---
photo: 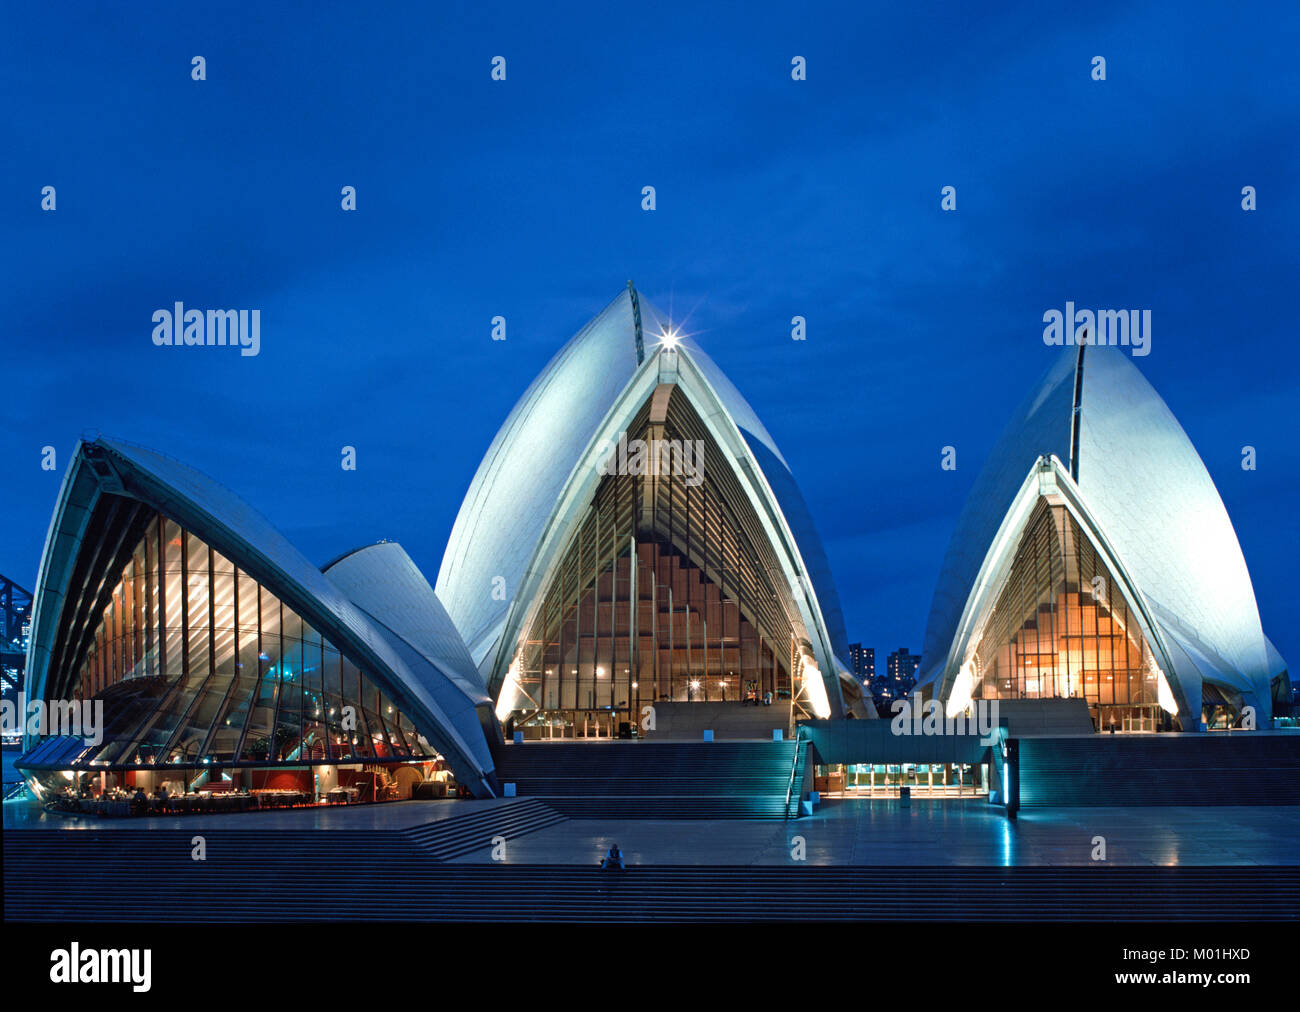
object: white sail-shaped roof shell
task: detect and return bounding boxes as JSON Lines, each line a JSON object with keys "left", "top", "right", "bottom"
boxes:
{"left": 25, "top": 438, "right": 498, "bottom": 795}
{"left": 436, "top": 293, "right": 644, "bottom": 668}
{"left": 435, "top": 287, "right": 853, "bottom": 715}
{"left": 322, "top": 541, "right": 496, "bottom": 767}
{"left": 917, "top": 344, "right": 1274, "bottom": 724}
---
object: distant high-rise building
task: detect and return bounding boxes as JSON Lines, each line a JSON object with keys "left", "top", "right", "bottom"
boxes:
{"left": 870, "top": 647, "right": 921, "bottom": 710}
{"left": 848, "top": 643, "right": 875, "bottom": 683}
{"left": 1, "top": 574, "right": 33, "bottom": 729}
{"left": 887, "top": 647, "right": 921, "bottom": 685}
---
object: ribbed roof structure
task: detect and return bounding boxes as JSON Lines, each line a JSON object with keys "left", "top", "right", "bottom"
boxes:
{"left": 25, "top": 438, "right": 498, "bottom": 795}
{"left": 435, "top": 286, "right": 854, "bottom": 715}
{"left": 917, "top": 344, "right": 1275, "bottom": 724}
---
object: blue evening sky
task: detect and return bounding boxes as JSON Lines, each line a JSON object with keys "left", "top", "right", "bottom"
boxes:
{"left": 2, "top": 1, "right": 1297, "bottom": 668}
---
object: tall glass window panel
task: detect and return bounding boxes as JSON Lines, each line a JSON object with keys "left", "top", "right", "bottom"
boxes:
{"left": 273, "top": 603, "right": 304, "bottom": 761}
{"left": 242, "top": 587, "right": 280, "bottom": 762}
{"left": 376, "top": 689, "right": 408, "bottom": 756}
{"left": 211, "top": 553, "right": 236, "bottom": 674}
{"left": 339, "top": 656, "right": 370, "bottom": 758}
{"left": 301, "top": 624, "right": 326, "bottom": 760}
{"left": 184, "top": 533, "right": 210, "bottom": 679}
{"left": 143, "top": 516, "right": 160, "bottom": 674}
{"left": 162, "top": 520, "right": 184, "bottom": 679}
{"left": 322, "top": 641, "right": 346, "bottom": 759}
{"left": 215, "top": 569, "right": 261, "bottom": 761}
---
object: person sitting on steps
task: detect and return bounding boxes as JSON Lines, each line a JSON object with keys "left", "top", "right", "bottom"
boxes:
{"left": 600, "top": 843, "right": 626, "bottom": 870}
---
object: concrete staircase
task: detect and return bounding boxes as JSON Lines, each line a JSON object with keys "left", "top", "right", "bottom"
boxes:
{"left": 5, "top": 828, "right": 1296, "bottom": 921}
{"left": 1018, "top": 732, "right": 1300, "bottom": 806}
{"left": 404, "top": 800, "right": 568, "bottom": 860}
{"left": 492, "top": 740, "right": 795, "bottom": 818}
{"left": 995, "top": 698, "right": 1096, "bottom": 736}
{"left": 641, "top": 701, "right": 792, "bottom": 741}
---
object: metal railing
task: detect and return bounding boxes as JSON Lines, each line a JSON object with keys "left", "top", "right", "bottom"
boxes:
{"left": 784, "top": 729, "right": 804, "bottom": 817}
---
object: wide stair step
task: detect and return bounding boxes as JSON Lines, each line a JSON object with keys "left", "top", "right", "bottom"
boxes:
{"left": 6, "top": 829, "right": 1297, "bottom": 921}
{"left": 543, "top": 797, "right": 788, "bottom": 819}
{"left": 404, "top": 800, "right": 568, "bottom": 860}
{"left": 641, "top": 701, "right": 792, "bottom": 741}
{"left": 492, "top": 740, "right": 796, "bottom": 819}
{"left": 1019, "top": 734, "right": 1300, "bottom": 806}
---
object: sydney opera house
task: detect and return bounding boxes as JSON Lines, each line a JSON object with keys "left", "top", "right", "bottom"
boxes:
{"left": 915, "top": 341, "right": 1290, "bottom": 734}
{"left": 15, "top": 284, "right": 866, "bottom": 803}
{"left": 13, "top": 285, "right": 1293, "bottom": 810}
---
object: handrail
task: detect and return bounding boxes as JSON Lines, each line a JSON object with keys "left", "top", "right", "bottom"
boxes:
{"left": 784, "top": 728, "right": 803, "bottom": 814}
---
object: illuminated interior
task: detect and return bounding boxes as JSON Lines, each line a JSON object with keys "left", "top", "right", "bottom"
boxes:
{"left": 22, "top": 509, "right": 448, "bottom": 809}
{"left": 68, "top": 512, "right": 434, "bottom": 765}
{"left": 501, "top": 387, "right": 814, "bottom": 738}
{"left": 967, "top": 497, "right": 1169, "bottom": 731}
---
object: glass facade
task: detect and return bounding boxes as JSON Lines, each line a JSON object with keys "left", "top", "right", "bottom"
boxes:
{"left": 506, "top": 387, "right": 804, "bottom": 737}
{"left": 66, "top": 512, "right": 436, "bottom": 767}
{"left": 969, "top": 498, "right": 1164, "bottom": 730}
{"left": 814, "top": 762, "right": 989, "bottom": 798}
